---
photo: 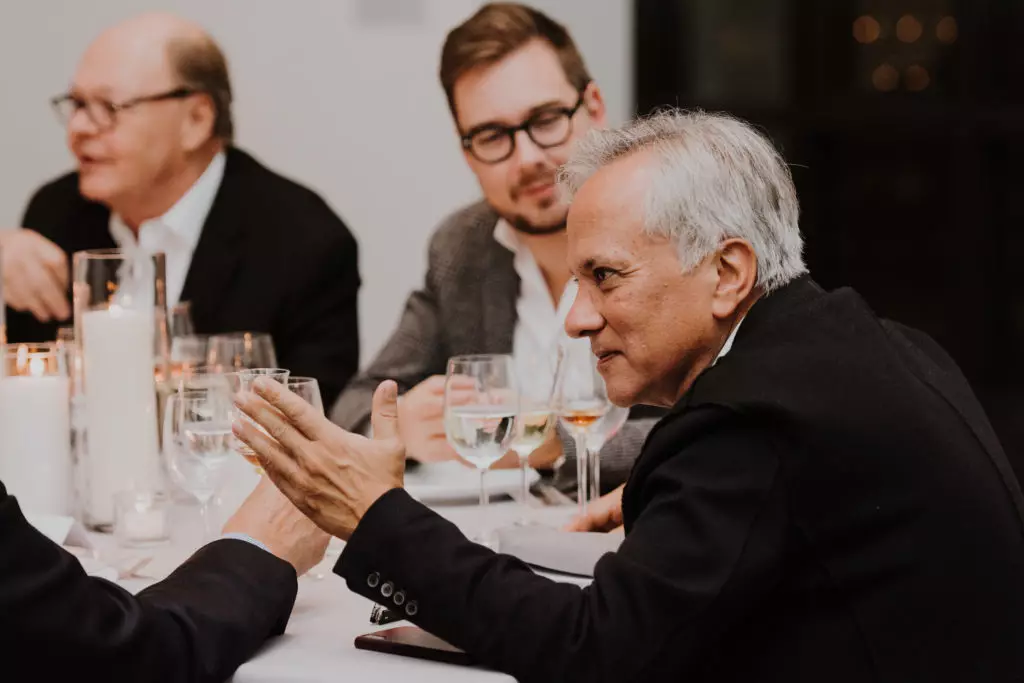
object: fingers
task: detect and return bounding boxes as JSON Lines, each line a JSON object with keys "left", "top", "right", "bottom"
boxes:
{"left": 32, "top": 268, "right": 70, "bottom": 321}
{"left": 234, "top": 390, "right": 311, "bottom": 458}
{"left": 251, "top": 377, "right": 330, "bottom": 442}
{"left": 231, "top": 417, "right": 305, "bottom": 501}
{"left": 371, "top": 380, "right": 400, "bottom": 441}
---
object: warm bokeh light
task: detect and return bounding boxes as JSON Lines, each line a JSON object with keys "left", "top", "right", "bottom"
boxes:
{"left": 896, "top": 15, "right": 923, "bottom": 43}
{"left": 853, "top": 15, "right": 882, "bottom": 44}
{"left": 872, "top": 63, "right": 900, "bottom": 92}
{"left": 937, "top": 16, "right": 959, "bottom": 44}
{"left": 905, "top": 65, "right": 931, "bottom": 92}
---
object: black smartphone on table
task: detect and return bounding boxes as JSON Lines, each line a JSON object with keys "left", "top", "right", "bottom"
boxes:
{"left": 354, "top": 626, "right": 475, "bottom": 667}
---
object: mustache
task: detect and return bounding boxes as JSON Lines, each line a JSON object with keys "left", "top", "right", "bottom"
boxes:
{"left": 510, "top": 168, "right": 558, "bottom": 199}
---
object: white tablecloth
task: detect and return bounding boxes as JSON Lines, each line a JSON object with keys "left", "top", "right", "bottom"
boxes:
{"left": 88, "top": 483, "right": 580, "bottom": 682}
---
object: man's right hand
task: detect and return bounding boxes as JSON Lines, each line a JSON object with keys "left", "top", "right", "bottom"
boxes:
{"left": 223, "top": 477, "right": 330, "bottom": 576}
{"left": 397, "top": 375, "right": 474, "bottom": 463}
{"left": 564, "top": 484, "right": 625, "bottom": 533}
{"left": 0, "top": 229, "right": 70, "bottom": 322}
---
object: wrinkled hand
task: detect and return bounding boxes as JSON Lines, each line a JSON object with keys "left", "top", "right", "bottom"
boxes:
{"left": 564, "top": 484, "right": 624, "bottom": 533}
{"left": 0, "top": 229, "right": 70, "bottom": 322}
{"left": 223, "top": 477, "right": 330, "bottom": 576}
{"left": 397, "top": 375, "right": 474, "bottom": 464}
{"left": 233, "top": 378, "right": 405, "bottom": 540}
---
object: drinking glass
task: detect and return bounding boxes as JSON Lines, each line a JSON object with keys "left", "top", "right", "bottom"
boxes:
{"left": 168, "top": 301, "right": 196, "bottom": 338}
{"left": 553, "top": 339, "right": 612, "bottom": 516}
{"left": 444, "top": 354, "right": 519, "bottom": 548}
{"left": 510, "top": 349, "right": 558, "bottom": 524}
{"left": 206, "top": 332, "right": 277, "bottom": 371}
{"left": 170, "top": 335, "right": 209, "bottom": 375}
{"left": 226, "top": 368, "right": 290, "bottom": 469}
{"left": 163, "top": 389, "right": 234, "bottom": 540}
{"left": 585, "top": 405, "right": 629, "bottom": 502}
{"left": 288, "top": 377, "right": 324, "bottom": 414}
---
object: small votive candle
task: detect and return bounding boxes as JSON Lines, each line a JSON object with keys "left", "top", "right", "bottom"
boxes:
{"left": 114, "top": 490, "right": 170, "bottom": 548}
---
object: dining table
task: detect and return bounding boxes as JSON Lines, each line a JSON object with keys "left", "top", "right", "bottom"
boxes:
{"left": 85, "top": 460, "right": 587, "bottom": 683}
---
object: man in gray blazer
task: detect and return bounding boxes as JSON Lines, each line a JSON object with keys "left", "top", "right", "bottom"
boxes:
{"left": 331, "top": 3, "right": 656, "bottom": 491}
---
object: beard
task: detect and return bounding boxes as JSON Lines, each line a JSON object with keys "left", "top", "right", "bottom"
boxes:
{"left": 509, "top": 213, "right": 567, "bottom": 236}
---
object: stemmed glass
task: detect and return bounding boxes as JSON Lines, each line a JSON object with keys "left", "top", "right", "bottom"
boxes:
{"left": 287, "top": 376, "right": 324, "bottom": 414}
{"left": 444, "top": 354, "right": 519, "bottom": 548}
{"left": 206, "top": 332, "right": 277, "bottom": 371}
{"left": 226, "top": 368, "right": 290, "bottom": 470}
{"left": 163, "top": 389, "right": 235, "bottom": 541}
{"left": 584, "top": 405, "right": 629, "bottom": 502}
{"left": 510, "top": 349, "right": 558, "bottom": 524}
{"left": 553, "top": 338, "right": 612, "bottom": 516}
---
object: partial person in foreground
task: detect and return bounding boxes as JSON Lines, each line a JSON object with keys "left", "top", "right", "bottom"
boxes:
{"left": 0, "top": 477, "right": 328, "bottom": 681}
{"left": 330, "top": 2, "right": 658, "bottom": 492}
{"left": 237, "top": 110, "right": 1024, "bottom": 682}
{"left": 1, "top": 13, "right": 359, "bottom": 406}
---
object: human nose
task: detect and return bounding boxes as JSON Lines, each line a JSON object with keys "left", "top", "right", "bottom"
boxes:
{"left": 564, "top": 285, "right": 604, "bottom": 339}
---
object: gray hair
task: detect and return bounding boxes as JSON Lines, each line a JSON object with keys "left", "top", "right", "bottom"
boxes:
{"left": 559, "top": 109, "right": 806, "bottom": 292}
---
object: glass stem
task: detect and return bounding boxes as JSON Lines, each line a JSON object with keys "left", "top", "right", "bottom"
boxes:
{"left": 199, "top": 498, "right": 214, "bottom": 542}
{"left": 519, "top": 452, "right": 530, "bottom": 510}
{"left": 589, "top": 447, "right": 601, "bottom": 502}
{"left": 479, "top": 468, "right": 490, "bottom": 544}
{"left": 575, "top": 431, "right": 589, "bottom": 517}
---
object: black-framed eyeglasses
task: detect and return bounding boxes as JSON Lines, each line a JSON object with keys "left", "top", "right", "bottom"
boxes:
{"left": 50, "top": 87, "right": 198, "bottom": 130}
{"left": 460, "top": 90, "right": 588, "bottom": 164}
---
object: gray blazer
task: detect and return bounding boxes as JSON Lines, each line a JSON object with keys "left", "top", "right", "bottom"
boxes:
{"left": 330, "top": 201, "right": 657, "bottom": 492}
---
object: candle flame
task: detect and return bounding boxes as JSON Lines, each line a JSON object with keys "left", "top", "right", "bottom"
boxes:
{"left": 14, "top": 345, "right": 28, "bottom": 374}
{"left": 13, "top": 344, "right": 49, "bottom": 377}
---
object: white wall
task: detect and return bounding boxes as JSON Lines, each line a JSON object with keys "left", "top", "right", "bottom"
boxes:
{"left": 0, "top": 0, "right": 632, "bottom": 364}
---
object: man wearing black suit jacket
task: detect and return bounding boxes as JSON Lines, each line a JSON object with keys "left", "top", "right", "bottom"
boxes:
{"left": 0, "top": 13, "right": 358, "bottom": 406}
{"left": 1, "top": 474, "right": 328, "bottom": 681}
{"left": 236, "top": 110, "right": 1024, "bottom": 682}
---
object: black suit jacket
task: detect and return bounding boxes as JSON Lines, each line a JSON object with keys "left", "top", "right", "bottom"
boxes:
{"left": 5, "top": 147, "right": 360, "bottom": 406}
{"left": 335, "top": 277, "right": 1024, "bottom": 682}
{"left": 0, "top": 479, "right": 297, "bottom": 681}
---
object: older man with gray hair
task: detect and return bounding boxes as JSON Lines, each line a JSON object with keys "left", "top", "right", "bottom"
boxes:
{"left": 235, "top": 110, "right": 1024, "bottom": 683}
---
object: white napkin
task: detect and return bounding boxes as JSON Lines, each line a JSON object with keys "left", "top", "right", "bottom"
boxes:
{"left": 24, "top": 513, "right": 94, "bottom": 549}
{"left": 496, "top": 526, "right": 622, "bottom": 577}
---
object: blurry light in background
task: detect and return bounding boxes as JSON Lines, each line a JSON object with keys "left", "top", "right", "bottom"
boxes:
{"left": 896, "top": 15, "right": 924, "bottom": 43}
{"left": 853, "top": 15, "right": 882, "bottom": 44}
{"left": 936, "top": 16, "right": 958, "bottom": 44}
{"left": 905, "top": 65, "right": 931, "bottom": 91}
{"left": 872, "top": 63, "right": 900, "bottom": 92}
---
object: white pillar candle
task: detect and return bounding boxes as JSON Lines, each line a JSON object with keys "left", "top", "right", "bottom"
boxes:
{"left": 81, "top": 306, "right": 162, "bottom": 526}
{"left": 0, "top": 374, "right": 73, "bottom": 515}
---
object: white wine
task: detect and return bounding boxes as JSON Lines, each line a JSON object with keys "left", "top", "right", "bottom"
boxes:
{"left": 184, "top": 422, "right": 234, "bottom": 462}
{"left": 173, "top": 421, "right": 234, "bottom": 501}
{"left": 445, "top": 406, "right": 518, "bottom": 468}
{"left": 511, "top": 410, "right": 555, "bottom": 458}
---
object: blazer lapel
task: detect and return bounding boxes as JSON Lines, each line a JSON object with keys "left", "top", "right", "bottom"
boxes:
{"left": 179, "top": 149, "right": 246, "bottom": 331}
{"left": 480, "top": 225, "right": 519, "bottom": 355}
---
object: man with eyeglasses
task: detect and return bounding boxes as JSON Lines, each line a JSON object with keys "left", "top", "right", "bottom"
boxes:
{"left": 331, "top": 2, "right": 659, "bottom": 492}
{"left": 1, "top": 12, "right": 360, "bottom": 407}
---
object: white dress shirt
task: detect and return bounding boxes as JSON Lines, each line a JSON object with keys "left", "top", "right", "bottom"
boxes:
{"left": 109, "top": 151, "right": 226, "bottom": 307}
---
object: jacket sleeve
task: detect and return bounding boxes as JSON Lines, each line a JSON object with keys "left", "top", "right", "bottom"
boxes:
{"left": 0, "top": 480, "right": 297, "bottom": 683}
{"left": 335, "top": 411, "right": 786, "bottom": 682}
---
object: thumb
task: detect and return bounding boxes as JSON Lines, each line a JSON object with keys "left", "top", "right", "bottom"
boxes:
{"left": 371, "top": 380, "right": 400, "bottom": 441}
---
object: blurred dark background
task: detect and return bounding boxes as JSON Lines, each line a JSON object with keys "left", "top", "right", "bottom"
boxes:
{"left": 636, "top": 0, "right": 1024, "bottom": 478}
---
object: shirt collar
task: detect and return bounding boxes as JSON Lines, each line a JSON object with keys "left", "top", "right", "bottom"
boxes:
{"left": 713, "top": 315, "right": 745, "bottom": 365}
{"left": 493, "top": 218, "right": 520, "bottom": 255}
{"left": 110, "top": 150, "right": 227, "bottom": 249}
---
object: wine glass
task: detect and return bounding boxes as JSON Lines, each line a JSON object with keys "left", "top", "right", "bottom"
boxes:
{"left": 163, "top": 389, "right": 234, "bottom": 541}
{"left": 206, "top": 332, "right": 277, "bottom": 371}
{"left": 553, "top": 338, "right": 612, "bottom": 516}
{"left": 510, "top": 348, "right": 558, "bottom": 524}
{"left": 170, "top": 335, "right": 209, "bottom": 375}
{"left": 226, "top": 368, "right": 290, "bottom": 470}
{"left": 585, "top": 405, "right": 629, "bottom": 502}
{"left": 288, "top": 376, "right": 324, "bottom": 414}
{"left": 444, "top": 354, "right": 519, "bottom": 548}
{"left": 168, "top": 301, "right": 196, "bottom": 338}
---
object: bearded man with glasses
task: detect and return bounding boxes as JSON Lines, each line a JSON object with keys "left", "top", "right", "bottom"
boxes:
{"left": 331, "top": 2, "right": 661, "bottom": 492}
{"left": 2, "top": 12, "right": 360, "bottom": 408}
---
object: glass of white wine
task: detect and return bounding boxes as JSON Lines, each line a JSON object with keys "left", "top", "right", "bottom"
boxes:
{"left": 226, "top": 368, "right": 290, "bottom": 470}
{"left": 444, "top": 354, "right": 519, "bottom": 548}
{"left": 554, "top": 339, "right": 611, "bottom": 516}
{"left": 511, "top": 349, "right": 558, "bottom": 524}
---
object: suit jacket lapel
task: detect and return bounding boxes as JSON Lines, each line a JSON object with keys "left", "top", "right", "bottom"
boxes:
{"left": 479, "top": 219, "right": 519, "bottom": 355}
{"left": 179, "top": 148, "right": 247, "bottom": 331}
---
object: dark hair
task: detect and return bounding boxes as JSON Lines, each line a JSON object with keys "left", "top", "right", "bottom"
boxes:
{"left": 168, "top": 34, "right": 234, "bottom": 143}
{"left": 440, "top": 3, "right": 591, "bottom": 119}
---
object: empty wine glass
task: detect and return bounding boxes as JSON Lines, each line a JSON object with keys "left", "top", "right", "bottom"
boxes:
{"left": 163, "top": 389, "right": 234, "bottom": 541}
{"left": 553, "top": 338, "right": 612, "bottom": 516}
{"left": 206, "top": 332, "right": 277, "bottom": 371}
{"left": 288, "top": 376, "right": 324, "bottom": 414}
{"left": 444, "top": 354, "right": 519, "bottom": 548}
{"left": 226, "top": 368, "right": 290, "bottom": 470}
{"left": 170, "top": 335, "right": 209, "bottom": 375}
